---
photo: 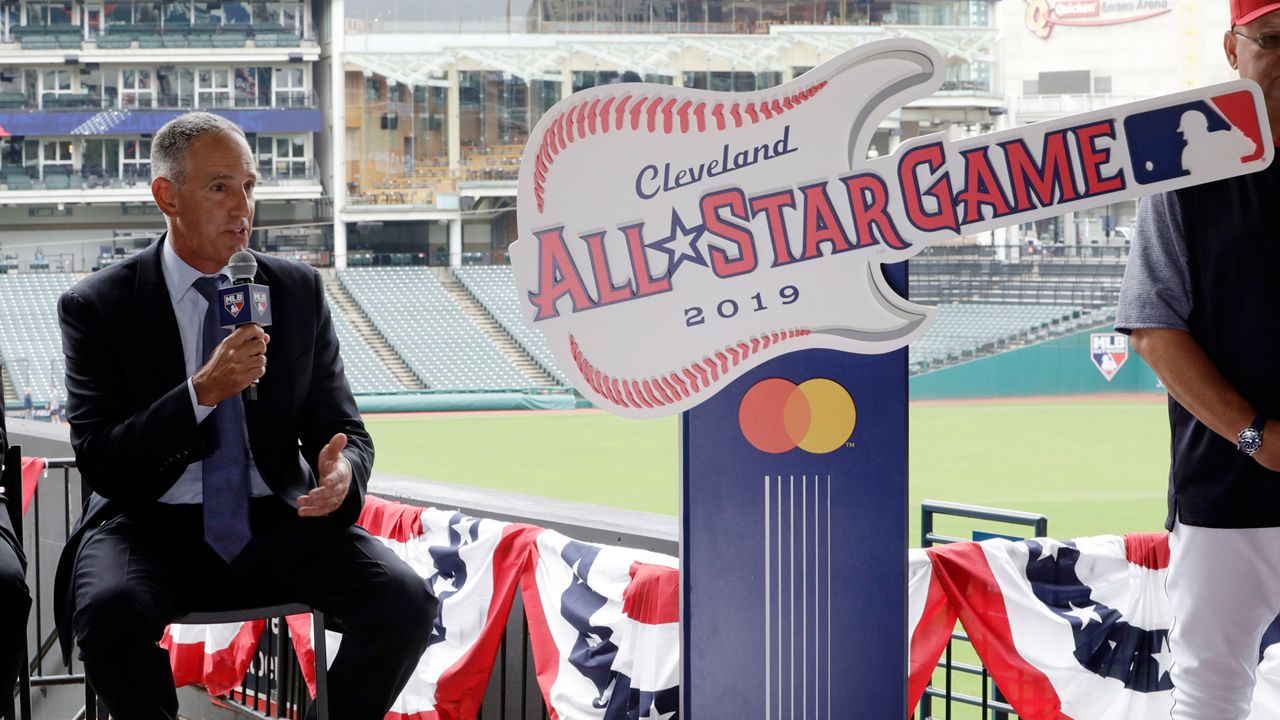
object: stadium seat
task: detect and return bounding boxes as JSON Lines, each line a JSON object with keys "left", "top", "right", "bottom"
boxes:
{"left": 336, "top": 268, "right": 534, "bottom": 391}
{"left": 908, "top": 302, "right": 1097, "bottom": 371}
{"left": 0, "top": 274, "right": 76, "bottom": 407}
{"left": 324, "top": 292, "right": 405, "bottom": 394}
{"left": 453, "top": 266, "right": 568, "bottom": 386}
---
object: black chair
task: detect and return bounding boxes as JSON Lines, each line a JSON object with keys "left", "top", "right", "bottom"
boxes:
{"left": 1, "top": 444, "right": 31, "bottom": 720}
{"left": 83, "top": 603, "right": 329, "bottom": 720}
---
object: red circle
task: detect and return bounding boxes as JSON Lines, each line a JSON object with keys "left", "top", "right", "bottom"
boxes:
{"left": 739, "top": 378, "right": 804, "bottom": 453}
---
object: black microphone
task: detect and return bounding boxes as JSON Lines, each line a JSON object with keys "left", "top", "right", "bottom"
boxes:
{"left": 216, "top": 250, "right": 272, "bottom": 401}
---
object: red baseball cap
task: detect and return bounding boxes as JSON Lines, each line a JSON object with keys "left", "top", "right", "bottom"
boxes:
{"left": 1233, "top": 0, "right": 1280, "bottom": 25}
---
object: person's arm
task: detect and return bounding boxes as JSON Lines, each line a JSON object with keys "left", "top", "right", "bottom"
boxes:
{"left": 58, "top": 287, "right": 205, "bottom": 505}
{"left": 1133, "top": 329, "right": 1280, "bottom": 472}
{"left": 294, "top": 268, "right": 372, "bottom": 524}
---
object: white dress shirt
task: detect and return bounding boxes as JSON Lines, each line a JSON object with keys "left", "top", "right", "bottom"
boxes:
{"left": 157, "top": 239, "right": 272, "bottom": 504}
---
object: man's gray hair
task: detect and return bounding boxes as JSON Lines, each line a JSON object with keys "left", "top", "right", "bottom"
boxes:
{"left": 151, "top": 112, "right": 247, "bottom": 187}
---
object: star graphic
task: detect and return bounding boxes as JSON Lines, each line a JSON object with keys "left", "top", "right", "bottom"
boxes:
{"left": 452, "top": 515, "right": 479, "bottom": 543}
{"left": 1037, "top": 541, "right": 1064, "bottom": 562}
{"left": 1151, "top": 635, "right": 1174, "bottom": 679}
{"left": 648, "top": 208, "right": 707, "bottom": 276}
{"left": 639, "top": 706, "right": 677, "bottom": 720}
{"left": 1064, "top": 602, "right": 1101, "bottom": 629}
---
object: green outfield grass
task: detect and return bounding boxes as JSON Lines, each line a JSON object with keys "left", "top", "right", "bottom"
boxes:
{"left": 364, "top": 396, "right": 1172, "bottom": 544}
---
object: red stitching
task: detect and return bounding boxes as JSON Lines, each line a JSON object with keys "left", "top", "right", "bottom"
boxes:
{"left": 599, "top": 97, "right": 615, "bottom": 134}
{"left": 683, "top": 367, "right": 700, "bottom": 392}
{"left": 704, "top": 358, "right": 720, "bottom": 382}
{"left": 630, "top": 97, "right": 646, "bottom": 130}
{"left": 646, "top": 98, "right": 661, "bottom": 133}
{"left": 615, "top": 95, "right": 632, "bottom": 131}
{"left": 564, "top": 110, "right": 577, "bottom": 145}
{"left": 633, "top": 380, "right": 653, "bottom": 409}
{"left": 534, "top": 83, "right": 826, "bottom": 211}
{"left": 670, "top": 373, "right": 688, "bottom": 398}
{"left": 563, "top": 326, "right": 822, "bottom": 410}
{"left": 586, "top": 99, "right": 600, "bottom": 136}
{"left": 643, "top": 379, "right": 662, "bottom": 406}
{"left": 659, "top": 375, "right": 681, "bottom": 400}
{"left": 577, "top": 102, "right": 591, "bottom": 140}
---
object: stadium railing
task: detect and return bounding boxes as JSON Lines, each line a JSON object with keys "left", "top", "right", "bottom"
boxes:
{"left": 916, "top": 500, "right": 1049, "bottom": 720}
{"left": 8, "top": 421, "right": 675, "bottom": 720}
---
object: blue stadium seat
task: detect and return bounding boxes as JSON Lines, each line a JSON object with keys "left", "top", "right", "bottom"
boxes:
{"left": 337, "top": 268, "right": 534, "bottom": 391}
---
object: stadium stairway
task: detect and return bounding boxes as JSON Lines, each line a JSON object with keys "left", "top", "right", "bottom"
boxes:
{"left": 320, "top": 268, "right": 426, "bottom": 391}
{"left": 430, "top": 267, "right": 560, "bottom": 388}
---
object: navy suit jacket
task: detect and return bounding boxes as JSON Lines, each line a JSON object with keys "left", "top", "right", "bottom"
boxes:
{"left": 53, "top": 237, "right": 373, "bottom": 657}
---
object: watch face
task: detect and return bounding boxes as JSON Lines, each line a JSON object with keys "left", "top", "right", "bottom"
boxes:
{"left": 1241, "top": 427, "right": 1263, "bottom": 455}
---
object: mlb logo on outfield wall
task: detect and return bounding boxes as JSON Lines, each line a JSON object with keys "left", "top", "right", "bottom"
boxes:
{"left": 1091, "top": 333, "right": 1129, "bottom": 382}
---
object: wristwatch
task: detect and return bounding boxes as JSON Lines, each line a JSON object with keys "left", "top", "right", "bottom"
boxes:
{"left": 1239, "top": 412, "right": 1267, "bottom": 457}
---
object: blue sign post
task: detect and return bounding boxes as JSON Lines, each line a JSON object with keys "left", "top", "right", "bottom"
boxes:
{"left": 681, "top": 265, "right": 908, "bottom": 718}
{"left": 682, "top": 347, "right": 908, "bottom": 716}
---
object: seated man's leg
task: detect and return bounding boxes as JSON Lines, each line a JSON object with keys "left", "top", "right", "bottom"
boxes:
{"left": 286, "top": 525, "right": 436, "bottom": 720}
{"left": 0, "top": 524, "right": 29, "bottom": 716}
{"left": 72, "top": 515, "right": 224, "bottom": 720}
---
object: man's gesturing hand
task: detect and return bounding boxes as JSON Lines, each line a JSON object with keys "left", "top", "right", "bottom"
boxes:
{"left": 193, "top": 324, "right": 269, "bottom": 406}
{"left": 297, "top": 433, "right": 352, "bottom": 518}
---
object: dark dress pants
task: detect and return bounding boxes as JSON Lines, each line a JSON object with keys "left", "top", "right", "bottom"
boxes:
{"left": 71, "top": 497, "right": 436, "bottom": 720}
{"left": 0, "top": 496, "right": 30, "bottom": 719}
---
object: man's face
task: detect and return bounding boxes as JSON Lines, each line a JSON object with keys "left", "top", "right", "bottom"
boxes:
{"left": 1227, "top": 11, "right": 1280, "bottom": 104}
{"left": 161, "top": 130, "right": 257, "bottom": 274}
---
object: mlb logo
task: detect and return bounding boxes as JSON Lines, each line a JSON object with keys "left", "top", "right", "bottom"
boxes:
{"left": 253, "top": 289, "right": 268, "bottom": 315}
{"left": 1090, "top": 332, "right": 1128, "bottom": 382}
{"left": 223, "top": 291, "right": 245, "bottom": 318}
{"left": 1124, "top": 90, "right": 1265, "bottom": 185}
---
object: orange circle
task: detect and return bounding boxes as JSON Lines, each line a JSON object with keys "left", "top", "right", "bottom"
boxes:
{"left": 782, "top": 385, "right": 812, "bottom": 445}
{"left": 739, "top": 378, "right": 801, "bottom": 454}
{"left": 739, "top": 377, "right": 856, "bottom": 454}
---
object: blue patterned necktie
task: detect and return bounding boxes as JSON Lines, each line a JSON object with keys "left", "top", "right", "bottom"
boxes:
{"left": 192, "top": 275, "right": 252, "bottom": 563}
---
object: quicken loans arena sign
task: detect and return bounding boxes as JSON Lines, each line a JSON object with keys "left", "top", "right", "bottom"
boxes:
{"left": 1024, "top": 0, "right": 1172, "bottom": 39}
{"left": 511, "top": 39, "right": 1271, "bottom": 419}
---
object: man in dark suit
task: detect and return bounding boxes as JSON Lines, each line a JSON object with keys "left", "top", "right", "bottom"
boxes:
{"left": 55, "top": 112, "right": 435, "bottom": 719}
{"left": 0, "top": 413, "right": 28, "bottom": 718}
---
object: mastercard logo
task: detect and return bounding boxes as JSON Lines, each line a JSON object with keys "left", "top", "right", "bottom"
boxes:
{"left": 738, "top": 378, "right": 856, "bottom": 454}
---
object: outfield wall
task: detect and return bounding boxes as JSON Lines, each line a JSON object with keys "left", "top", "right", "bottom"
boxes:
{"left": 909, "top": 326, "right": 1163, "bottom": 400}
